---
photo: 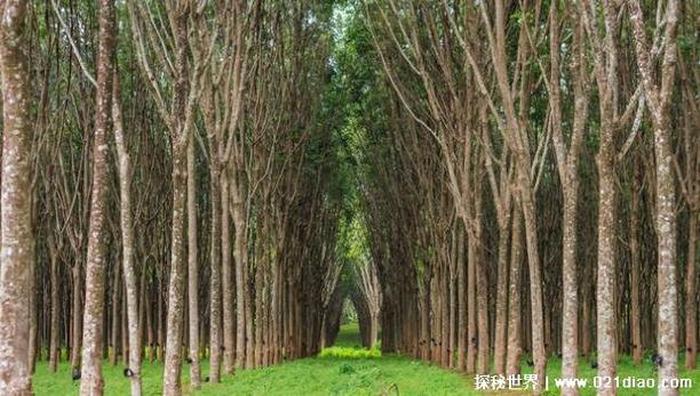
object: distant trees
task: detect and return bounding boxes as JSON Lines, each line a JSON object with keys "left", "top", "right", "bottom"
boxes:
{"left": 359, "top": 0, "right": 698, "bottom": 394}
{"left": 0, "top": 0, "right": 346, "bottom": 394}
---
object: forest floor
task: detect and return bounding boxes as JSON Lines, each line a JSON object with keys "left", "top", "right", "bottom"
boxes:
{"left": 33, "top": 324, "right": 700, "bottom": 395}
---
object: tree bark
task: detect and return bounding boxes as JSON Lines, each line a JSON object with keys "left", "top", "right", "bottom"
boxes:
{"left": 209, "top": 164, "right": 222, "bottom": 383}
{"left": 112, "top": 73, "right": 142, "bottom": 395}
{"left": 232, "top": 180, "right": 247, "bottom": 369}
{"left": 49, "top": 238, "right": 60, "bottom": 372}
{"left": 630, "top": 158, "right": 643, "bottom": 365}
{"left": 506, "top": 205, "right": 523, "bottom": 376}
{"left": 186, "top": 133, "right": 200, "bottom": 389}
{"left": 71, "top": 263, "right": 82, "bottom": 370}
{"left": 0, "top": 0, "right": 33, "bottom": 393}
{"left": 628, "top": 1, "right": 680, "bottom": 393}
{"left": 79, "top": 0, "right": 115, "bottom": 393}
{"left": 162, "top": 146, "right": 187, "bottom": 395}
{"left": 221, "top": 172, "right": 235, "bottom": 374}
{"left": 686, "top": 212, "right": 698, "bottom": 369}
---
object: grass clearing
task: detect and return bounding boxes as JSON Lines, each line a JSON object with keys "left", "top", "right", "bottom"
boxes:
{"left": 33, "top": 324, "right": 700, "bottom": 395}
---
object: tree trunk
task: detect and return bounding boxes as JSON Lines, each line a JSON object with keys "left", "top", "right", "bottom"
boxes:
{"left": 595, "top": 103, "right": 618, "bottom": 394}
{"left": 493, "top": 218, "right": 510, "bottom": 374}
{"left": 209, "top": 165, "right": 222, "bottom": 382}
{"left": 630, "top": 161, "right": 642, "bottom": 365}
{"left": 110, "top": 262, "right": 121, "bottom": 365}
{"left": 221, "top": 173, "right": 235, "bottom": 374}
{"left": 232, "top": 181, "right": 247, "bottom": 369}
{"left": 561, "top": 180, "right": 580, "bottom": 392}
{"left": 79, "top": 0, "right": 115, "bottom": 392}
{"left": 112, "top": 72, "right": 142, "bottom": 395}
{"left": 456, "top": 228, "right": 466, "bottom": 371}
{"left": 0, "top": 0, "right": 33, "bottom": 393}
{"left": 162, "top": 145, "right": 188, "bottom": 395}
{"left": 506, "top": 205, "right": 523, "bottom": 376}
{"left": 653, "top": 113, "right": 679, "bottom": 396}
{"left": 475, "top": 184, "right": 489, "bottom": 374}
{"left": 49, "top": 240, "right": 60, "bottom": 372}
{"left": 186, "top": 135, "right": 201, "bottom": 388}
{"left": 71, "top": 264, "right": 83, "bottom": 370}
{"left": 686, "top": 212, "right": 698, "bottom": 369}
{"left": 628, "top": 1, "right": 680, "bottom": 393}
{"left": 466, "top": 231, "right": 477, "bottom": 373}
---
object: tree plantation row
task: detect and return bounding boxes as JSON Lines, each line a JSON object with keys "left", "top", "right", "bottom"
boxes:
{"left": 0, "top": 1, "right": 697, "bottom": 396}
{"left": 356, "top": 1, "right": 698, "bottom": 395}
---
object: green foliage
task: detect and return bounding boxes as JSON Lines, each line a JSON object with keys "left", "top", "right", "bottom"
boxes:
{"left": 340, "top": 299, "right": 359, "bottom": 325}
{"left": 320, "top": 347, "right": 381, "bottom": 359}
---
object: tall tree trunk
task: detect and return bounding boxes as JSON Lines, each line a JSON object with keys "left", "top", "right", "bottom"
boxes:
{"left": 186, "top": 134, "right": 200, "bottom": 389}
{"left": 71, "top": 263, "right": 82, "bottom": 370}
{"left": 27, "top": 251, "right": 36, "bottom": 374}
{"left": 232, "top": 181, "right": 247, "bottom": 369}
{"left": 209, "top": 164, "right": 222, "bottom": 383}
{"left": 110, "top": 262, "right": 121, "bottom": 365}
{"left": 493, "top": 218, "right": 510, "bottom": 375}
{"left": 652, "top": 103, "right": 680, "bottom": 396}
{"left": 475, "top": 182, "right": 489, "bottom": 374}
{"left": 506, "top": 205, "right": 523, "bottom": 376}
{"left": 79, "top": 0, "right": 115, "bottom": 393}
{"left": 466, "top": 230, "right": 477, "bottom": 373}
{"left": 595, "top": 114, "right": 618, "bottom": 396}
{"left": 629, "top": 1, "right": 680, "bottom": 393}
{"left": 112, "top": 72, "right": 142, "bottom": 395}
{"left": 49, "top": 239, "right": 60, "bottom": 372}
{"left": 686, "top": 213, "right": 698, "bottom": 369}
{"left": 162, "top": 145, "right": 187, "bottom": 395}
{"left": 221, "top": 173, "right": 235, "bottom": 374}
{"left": 162, "top": 6, "right": 197, "bottom": 394}
{"left": 456, "top": 227, "right": 466, "bottom": 371}
{"left": 0, "top": 0, "right": 33, "bottom": 393}
{"left": 630, "top": 158, "right": 642, "bottom": 365}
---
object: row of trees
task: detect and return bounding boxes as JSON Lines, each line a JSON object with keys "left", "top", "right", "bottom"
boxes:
{"left": 341, "top": 0, "right": 697, "bottom": 395}
{"left": 0, "top": 1, "right": 351, "bottom": 395}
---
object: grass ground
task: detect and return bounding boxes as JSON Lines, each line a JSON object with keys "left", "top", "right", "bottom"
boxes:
{"left": 33, "top": 324, "right": 700, "bottom": 395}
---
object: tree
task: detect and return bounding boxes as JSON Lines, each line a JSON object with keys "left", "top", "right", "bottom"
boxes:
{"left": 0, "top": 0, "right": 33, "bottom": 393}
{"left": 78, "top": 0, "right": 115, "bottom": 394}
{"left": 629, "top": 0, "right": 681, "bottom": 392}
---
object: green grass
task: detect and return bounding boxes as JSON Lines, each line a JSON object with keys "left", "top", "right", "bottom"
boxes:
{"left": 33, "top": 325, "right": 700, "bottom": 395}
{"left": 332, "top": 322, "right": 363, "bottom": 348}
{"left": 535, "top": 354, "right": 700, "bottom": 395}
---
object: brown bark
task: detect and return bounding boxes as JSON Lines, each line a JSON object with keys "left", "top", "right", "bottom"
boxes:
{"left": 630, "top": 157, "right": 643, "bottom": 365}
{"left": 110, "top": 262, "right": 121, "bottom": 365}
{"left": 79, "top": 0, "right": 115, "bottom": 393}
{"left": 163, "top": 146, "right": 187, "bottom": 395}
{"left": 506, "top": 205, "right": 523, "bottom": 376}
{"left": 466, "top": 231, "right": 477, "bottom": 373}
{"left": 629, "top": 1, "right": 680, "bottom": 393}
{"left": 474, "top": 175, "right": 489, "bottom": 374}
{"left": 209, "top": 163, "right": 222, "bottom": 382}
{"left": 48, "top": 237, "right": 60, "bottom": 372}
{"left": 112, "top": 72, "right": 142, "bottom": 395}
{"left": 0, "top": 0, "right": 33, "bottom": 393}
{"left": 687, "top": 212, "right": 698, "bottom": 369}
{"left": 594, "top": 95, "right": 618, "bottom": 396}
{"left": 186, "top": 134, "right": 200, "bottom": 388}
{"left": 232, "top": 179, "right": 248, "bottom": 369}
{"left": 71, "top": 263, "right": 82, "bottom": 370}
{"left": 492, "top": 214, "right": 509, "bottom": 375}
{"left": 456, "top": 227, "right": 466, "bottom": 371}
{"left": 549, "top": 8, "right": 590, "bottom": 393}
{"left": 221, "top": 172, "right": 235, "bottom": 374}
